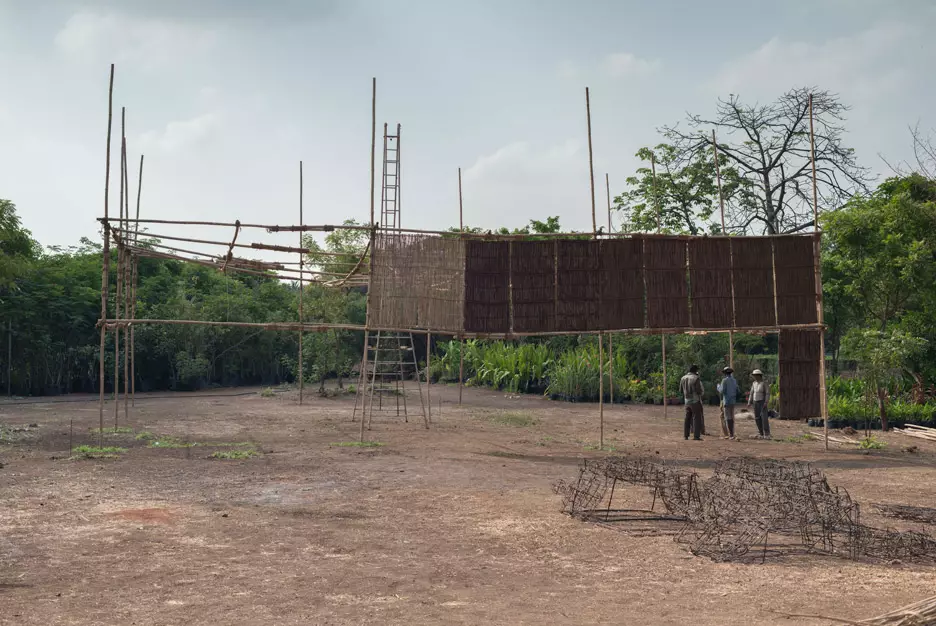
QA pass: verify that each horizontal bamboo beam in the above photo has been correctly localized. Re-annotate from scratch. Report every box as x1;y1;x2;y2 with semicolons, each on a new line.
104;217;818;242
102;318;366;332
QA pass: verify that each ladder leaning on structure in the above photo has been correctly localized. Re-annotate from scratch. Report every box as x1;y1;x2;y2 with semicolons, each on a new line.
352;123;428;428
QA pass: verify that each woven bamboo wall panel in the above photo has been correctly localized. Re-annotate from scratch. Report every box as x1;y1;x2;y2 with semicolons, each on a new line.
774;235;818;325
369;233;466;333
464;240;510;333
645;237;689;328
732;238;776;327
598;238;645;329
557;240;601;331
688;238;732;328
779;329;822;419
511;240;556;333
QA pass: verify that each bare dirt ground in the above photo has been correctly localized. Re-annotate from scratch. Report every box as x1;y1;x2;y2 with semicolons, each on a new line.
1;385;935;625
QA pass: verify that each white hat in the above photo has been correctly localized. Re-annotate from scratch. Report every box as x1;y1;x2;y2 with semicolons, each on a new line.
752;369;763;376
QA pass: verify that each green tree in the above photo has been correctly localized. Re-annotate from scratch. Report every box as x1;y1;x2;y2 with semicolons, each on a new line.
613;144;749;234
0;199;39;293
842;328;926;431
823;175;936;332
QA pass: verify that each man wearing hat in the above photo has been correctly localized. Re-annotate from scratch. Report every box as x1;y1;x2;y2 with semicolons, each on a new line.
679;364;705;441
747;369;771;439
718;366;739;439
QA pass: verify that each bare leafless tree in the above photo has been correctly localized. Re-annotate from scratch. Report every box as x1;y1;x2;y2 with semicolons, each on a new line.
663;88;873;234
882;123;936;180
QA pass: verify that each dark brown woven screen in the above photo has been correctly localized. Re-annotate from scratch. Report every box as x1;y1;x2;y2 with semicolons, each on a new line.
688;238;732;328
598;238;645;330
732;238;776;327
464;240;510;333
557;240;601;331
779;329;822;419
511;241;556;333
645;237;689;328
774;235;818;325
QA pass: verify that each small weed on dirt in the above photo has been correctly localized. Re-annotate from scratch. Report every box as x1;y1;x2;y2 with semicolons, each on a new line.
783;433;818;444
859;435;886;450
488;411;536;427
210;448;259;460
260;388;276;398
583;443;618;452
70;445;127;460
135;431;155;441
331;441;384;448
147;436;201;449
89;427;135;435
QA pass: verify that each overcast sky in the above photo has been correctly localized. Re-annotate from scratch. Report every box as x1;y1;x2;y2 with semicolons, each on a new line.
1;0;934;254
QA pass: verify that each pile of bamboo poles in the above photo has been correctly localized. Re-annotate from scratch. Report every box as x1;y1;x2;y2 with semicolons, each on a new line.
860;594;936;625
894;424;936;443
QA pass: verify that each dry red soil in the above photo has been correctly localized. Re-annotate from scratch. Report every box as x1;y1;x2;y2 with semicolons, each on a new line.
1;385;935;625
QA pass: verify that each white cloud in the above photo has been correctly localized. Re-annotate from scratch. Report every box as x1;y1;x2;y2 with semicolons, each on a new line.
138;112;222;153
712;21;922;104
462;140;596;231
54;11;221;69
604;53;660;78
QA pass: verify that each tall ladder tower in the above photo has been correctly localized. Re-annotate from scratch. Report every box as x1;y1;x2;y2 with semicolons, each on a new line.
354;124;427;428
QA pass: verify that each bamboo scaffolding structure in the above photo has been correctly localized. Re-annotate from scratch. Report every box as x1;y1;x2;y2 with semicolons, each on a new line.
370;77;376;225
809;93;830;451
124;244;350;279
299;161;304;406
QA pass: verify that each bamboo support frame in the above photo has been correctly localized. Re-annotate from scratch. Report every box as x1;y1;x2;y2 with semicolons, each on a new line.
122;127;130;426
605;172;614;408
98;63;113;447
426;330;431;422
131;154;143;407
458;165;465;405
585;87;604;448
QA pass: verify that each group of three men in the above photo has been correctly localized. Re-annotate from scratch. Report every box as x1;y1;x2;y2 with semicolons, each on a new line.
678;365;771;441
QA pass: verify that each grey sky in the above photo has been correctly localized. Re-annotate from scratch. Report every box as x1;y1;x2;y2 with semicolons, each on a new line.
1;0;934;255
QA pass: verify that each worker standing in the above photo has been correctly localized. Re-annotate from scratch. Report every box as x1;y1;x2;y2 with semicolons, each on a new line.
719;367;739;440
748;369;771;439
679;364;704;441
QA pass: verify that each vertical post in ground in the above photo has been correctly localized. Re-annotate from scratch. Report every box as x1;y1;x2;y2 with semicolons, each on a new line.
585;87;602;442
808;94;829;451
99;63;115;449
457;165;465;406
651;153;668;419
122;133;130;426
6;320;11;397
299;161;304;406
426;330;432;423
131;154;143;407
113;111;126;431
605;173;614;406
712;130;734;371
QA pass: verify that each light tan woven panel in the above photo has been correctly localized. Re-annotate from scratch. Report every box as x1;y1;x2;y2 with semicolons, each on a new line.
369;233;465;333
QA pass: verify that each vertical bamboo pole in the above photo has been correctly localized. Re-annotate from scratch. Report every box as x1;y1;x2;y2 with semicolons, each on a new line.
426;330;432;422
114;111;125;431
458;166;465;406
131;154;143;407
712;130;734;370
605;173;614;406
122;133;130;425
369;78;376;226
651;153;668;418
808;94;829;451
299;161;304;406
586;87;602;447
99;64;114;448
6;320;11;396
